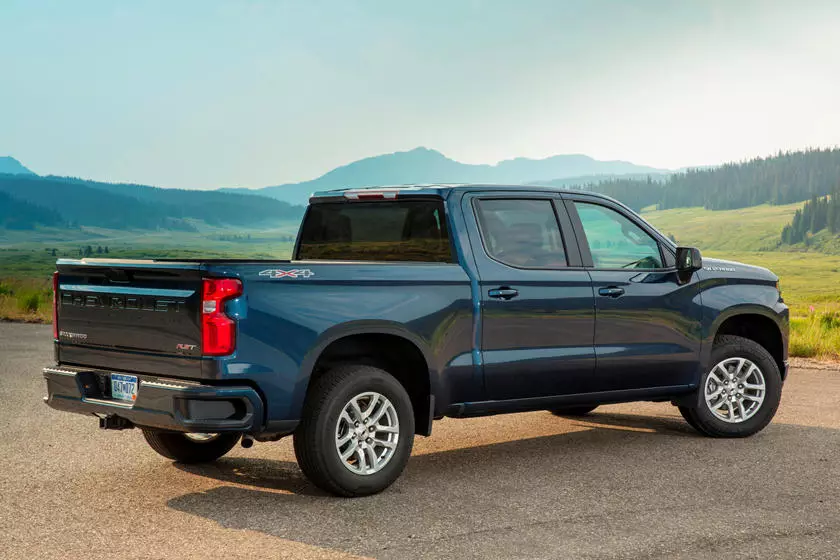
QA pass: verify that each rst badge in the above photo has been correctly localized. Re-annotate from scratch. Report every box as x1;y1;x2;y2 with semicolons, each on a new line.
175;343;197;355
259;269;315;279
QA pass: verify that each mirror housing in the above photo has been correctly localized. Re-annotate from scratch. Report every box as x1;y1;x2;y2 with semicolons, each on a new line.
676;246;702;273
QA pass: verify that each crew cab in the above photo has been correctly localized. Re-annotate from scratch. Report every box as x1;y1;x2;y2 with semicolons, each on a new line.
44;185;789;496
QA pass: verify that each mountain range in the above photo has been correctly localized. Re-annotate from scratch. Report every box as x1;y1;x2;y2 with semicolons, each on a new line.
222;147;669;206
9;147;838;237
1;148;670;230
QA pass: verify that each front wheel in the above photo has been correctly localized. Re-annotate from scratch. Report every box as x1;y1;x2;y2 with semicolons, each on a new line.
294;364;415;497
142;429;241;463
679;335;782;438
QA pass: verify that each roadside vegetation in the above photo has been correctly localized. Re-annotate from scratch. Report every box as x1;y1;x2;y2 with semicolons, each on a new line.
0;277;52;322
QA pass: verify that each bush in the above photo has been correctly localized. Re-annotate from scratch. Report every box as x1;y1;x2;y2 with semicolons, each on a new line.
790;311;840;360
16;290;42;313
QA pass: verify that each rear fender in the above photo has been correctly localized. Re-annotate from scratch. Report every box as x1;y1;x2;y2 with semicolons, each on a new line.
291;321;439;419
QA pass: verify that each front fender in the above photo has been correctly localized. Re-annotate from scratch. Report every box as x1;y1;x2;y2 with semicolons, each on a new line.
699;279;788;372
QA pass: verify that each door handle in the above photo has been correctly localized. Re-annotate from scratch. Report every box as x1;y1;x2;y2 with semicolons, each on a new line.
488;287;519;300
598;286;625;298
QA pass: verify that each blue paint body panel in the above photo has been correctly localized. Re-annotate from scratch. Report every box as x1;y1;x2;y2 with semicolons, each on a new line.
48;185;789;435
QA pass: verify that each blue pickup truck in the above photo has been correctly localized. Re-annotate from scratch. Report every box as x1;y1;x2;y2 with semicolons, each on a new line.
44;184;789;496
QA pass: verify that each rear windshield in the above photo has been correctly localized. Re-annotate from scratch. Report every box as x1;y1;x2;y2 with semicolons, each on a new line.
296;200;454;263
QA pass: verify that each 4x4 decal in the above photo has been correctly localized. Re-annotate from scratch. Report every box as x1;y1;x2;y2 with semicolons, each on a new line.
258;269;315;279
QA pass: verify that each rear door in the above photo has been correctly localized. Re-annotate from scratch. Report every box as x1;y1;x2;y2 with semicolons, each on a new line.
563;195;702;391
462;192;596;400
55;260;206;377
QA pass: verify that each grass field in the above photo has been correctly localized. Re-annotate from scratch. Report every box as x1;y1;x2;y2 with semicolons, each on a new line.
0;226;296;323
2;205;839;359
641;202;804;252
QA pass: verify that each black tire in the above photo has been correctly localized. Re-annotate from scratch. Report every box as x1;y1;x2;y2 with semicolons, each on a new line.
549;405;598;417
294;364;415;497
141;429;240;463
679;335;782;438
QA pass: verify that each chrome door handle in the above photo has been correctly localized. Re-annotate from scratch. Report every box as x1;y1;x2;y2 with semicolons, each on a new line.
598;287;625;298
488;287;519;300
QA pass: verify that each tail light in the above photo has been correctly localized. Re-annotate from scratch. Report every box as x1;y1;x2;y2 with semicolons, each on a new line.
52;271;59;340
201;278;243;356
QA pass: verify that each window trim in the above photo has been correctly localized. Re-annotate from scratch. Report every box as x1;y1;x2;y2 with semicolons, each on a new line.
470;196;579;271
564;197;674;272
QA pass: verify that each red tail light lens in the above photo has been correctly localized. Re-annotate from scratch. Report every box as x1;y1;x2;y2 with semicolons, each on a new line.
201;278;243;356
52;271;59;340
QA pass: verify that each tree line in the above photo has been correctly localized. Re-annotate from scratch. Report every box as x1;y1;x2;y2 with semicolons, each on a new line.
0;191;64;229
780;192;840;245
572;148;840;212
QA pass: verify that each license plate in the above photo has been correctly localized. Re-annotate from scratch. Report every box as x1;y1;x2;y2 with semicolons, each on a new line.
111;374;138;402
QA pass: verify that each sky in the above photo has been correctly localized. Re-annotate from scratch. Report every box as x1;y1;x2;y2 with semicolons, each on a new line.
1;0;839;189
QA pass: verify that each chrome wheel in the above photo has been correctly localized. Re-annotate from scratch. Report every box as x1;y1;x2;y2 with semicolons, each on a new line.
335;391;400;475
184;433;219;442
704;357;766;423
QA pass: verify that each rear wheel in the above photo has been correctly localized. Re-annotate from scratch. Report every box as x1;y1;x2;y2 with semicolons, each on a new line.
294;364;415;497
549;405;598;417
679;335;782;438
142;429;240;463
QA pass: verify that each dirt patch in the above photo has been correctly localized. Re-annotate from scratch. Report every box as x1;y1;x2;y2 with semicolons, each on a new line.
789;356;840;371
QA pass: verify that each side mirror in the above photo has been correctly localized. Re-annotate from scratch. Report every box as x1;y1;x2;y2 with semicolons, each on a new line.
676;246;702;273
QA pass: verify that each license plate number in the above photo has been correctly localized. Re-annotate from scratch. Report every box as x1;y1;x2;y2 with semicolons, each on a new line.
111;374;138;402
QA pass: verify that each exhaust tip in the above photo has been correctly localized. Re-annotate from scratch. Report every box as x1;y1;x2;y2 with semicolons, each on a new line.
241;435;254;448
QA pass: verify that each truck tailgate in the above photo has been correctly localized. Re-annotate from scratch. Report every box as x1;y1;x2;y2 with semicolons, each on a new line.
55;260;205;372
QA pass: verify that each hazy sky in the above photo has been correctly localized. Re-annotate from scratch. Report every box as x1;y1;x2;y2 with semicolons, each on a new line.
2;0;839;188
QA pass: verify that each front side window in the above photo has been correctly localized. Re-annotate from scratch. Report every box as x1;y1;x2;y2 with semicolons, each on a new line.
296;200;453;262
474;199;567;268
574;202;663;269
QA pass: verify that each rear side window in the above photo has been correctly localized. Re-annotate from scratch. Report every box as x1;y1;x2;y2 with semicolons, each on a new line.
474;199;567;268
296;200;453;262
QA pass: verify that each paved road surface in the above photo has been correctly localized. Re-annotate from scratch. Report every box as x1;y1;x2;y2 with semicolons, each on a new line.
1;322;838;559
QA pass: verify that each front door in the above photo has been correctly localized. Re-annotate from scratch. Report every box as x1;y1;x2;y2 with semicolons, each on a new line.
462;193;596;400
566;197;702;392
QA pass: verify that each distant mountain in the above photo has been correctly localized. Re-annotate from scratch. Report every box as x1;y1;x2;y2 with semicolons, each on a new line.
0;156;35;175
222;147;668;205
0;174;304;231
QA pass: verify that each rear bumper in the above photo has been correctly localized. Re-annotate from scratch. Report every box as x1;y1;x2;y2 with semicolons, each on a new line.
43;366;263;433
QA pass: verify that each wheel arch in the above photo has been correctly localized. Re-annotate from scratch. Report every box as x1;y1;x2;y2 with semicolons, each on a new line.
295;321;438;436
707;309;787;380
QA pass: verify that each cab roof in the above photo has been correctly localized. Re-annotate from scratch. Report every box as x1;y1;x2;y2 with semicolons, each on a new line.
310;183;614;202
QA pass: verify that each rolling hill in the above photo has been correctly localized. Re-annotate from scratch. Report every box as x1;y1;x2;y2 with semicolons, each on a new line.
222;147;668;206
0;174;304;231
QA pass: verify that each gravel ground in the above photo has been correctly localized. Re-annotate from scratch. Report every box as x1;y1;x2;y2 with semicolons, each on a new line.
1;322;838;560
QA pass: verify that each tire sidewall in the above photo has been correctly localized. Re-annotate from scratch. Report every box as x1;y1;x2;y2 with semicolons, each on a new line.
692;338;782;436
313;367;415;495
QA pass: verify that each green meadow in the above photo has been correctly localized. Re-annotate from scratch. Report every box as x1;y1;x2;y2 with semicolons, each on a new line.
0;225;297;322
2;205;839;359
